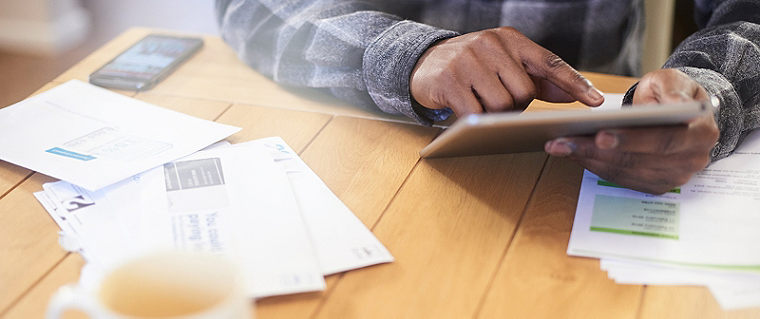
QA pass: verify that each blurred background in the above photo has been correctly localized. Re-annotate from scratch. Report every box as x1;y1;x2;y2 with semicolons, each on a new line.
0;0;217;108
0;0;697;109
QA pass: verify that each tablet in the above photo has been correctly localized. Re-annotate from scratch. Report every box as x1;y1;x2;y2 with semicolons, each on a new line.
419;100;713;158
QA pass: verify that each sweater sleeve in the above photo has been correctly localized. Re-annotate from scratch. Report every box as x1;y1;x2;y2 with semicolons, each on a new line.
214;0;458;125
662;0;760;160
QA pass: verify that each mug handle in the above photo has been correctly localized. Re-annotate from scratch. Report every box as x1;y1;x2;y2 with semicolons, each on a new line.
46;284;100;319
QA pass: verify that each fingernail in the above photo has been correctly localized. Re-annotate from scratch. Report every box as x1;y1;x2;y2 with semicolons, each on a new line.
544;140;553;153
587;86;604;103
596;131;618;149
546;139;575;157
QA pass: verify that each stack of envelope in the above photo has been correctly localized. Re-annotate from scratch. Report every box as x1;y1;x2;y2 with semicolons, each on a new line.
567;130;760;310
1;80;393;298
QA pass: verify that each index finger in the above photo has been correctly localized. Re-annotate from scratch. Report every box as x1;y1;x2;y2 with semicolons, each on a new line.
521;45;604;107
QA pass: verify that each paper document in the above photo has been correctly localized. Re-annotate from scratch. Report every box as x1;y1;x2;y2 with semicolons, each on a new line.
39;171;163;264
153;145;326;296
0;80;240;190
34;135;395;298
600;258;760;309
568;129;760;309
239;137;394;274
568;130;760;267
592;93;625;111
36;144;327;297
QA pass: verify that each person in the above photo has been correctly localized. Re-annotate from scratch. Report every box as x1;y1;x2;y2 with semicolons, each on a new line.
214;0;760;194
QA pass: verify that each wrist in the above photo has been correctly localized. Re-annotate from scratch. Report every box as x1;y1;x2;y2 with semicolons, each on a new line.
363;20;458;125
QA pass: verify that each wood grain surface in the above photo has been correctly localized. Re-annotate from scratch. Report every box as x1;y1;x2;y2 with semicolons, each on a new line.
2;27;758;319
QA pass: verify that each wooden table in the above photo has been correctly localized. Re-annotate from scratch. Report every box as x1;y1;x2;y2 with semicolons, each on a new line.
1;28;757;319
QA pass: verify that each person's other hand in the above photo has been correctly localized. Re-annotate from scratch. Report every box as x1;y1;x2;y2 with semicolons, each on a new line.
410;27;604;116
544;69;719;194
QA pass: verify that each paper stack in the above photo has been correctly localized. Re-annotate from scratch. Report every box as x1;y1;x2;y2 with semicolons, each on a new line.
2;80;393;298
568;130;760;310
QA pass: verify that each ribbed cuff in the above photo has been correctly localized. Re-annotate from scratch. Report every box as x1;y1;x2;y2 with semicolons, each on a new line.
363;20;458;125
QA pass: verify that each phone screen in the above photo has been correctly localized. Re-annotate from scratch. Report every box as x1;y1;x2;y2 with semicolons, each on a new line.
90;35;203;90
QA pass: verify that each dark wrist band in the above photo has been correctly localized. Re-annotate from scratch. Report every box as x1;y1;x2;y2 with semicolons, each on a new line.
622;82;638;106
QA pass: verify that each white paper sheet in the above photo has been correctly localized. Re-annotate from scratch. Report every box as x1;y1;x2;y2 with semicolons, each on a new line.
600;258;760;309
237;137;394;274
0;80;240;191
710;284;760;310
37;144;326;298
40;169;170;264
591;93;625;111
568;130;760;266
601;258;760;286
154;145;326;297
568;129;760;309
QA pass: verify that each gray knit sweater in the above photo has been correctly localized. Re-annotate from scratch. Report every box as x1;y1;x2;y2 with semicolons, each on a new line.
215;0;760;160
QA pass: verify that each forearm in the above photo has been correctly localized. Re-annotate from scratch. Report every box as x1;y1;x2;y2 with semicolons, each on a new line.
214;0;457;124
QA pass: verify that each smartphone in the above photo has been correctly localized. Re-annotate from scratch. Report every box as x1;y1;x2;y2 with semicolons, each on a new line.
89;34;204;91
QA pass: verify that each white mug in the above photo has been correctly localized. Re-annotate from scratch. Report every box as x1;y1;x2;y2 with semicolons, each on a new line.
46;251;253;319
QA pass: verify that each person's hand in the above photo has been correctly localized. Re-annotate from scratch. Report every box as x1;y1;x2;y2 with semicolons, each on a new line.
410;27;604;116
544;69;719;194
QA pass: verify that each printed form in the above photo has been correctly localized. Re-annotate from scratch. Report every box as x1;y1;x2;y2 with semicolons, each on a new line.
0;80;239;190
568;129;760;266
568;129;760;309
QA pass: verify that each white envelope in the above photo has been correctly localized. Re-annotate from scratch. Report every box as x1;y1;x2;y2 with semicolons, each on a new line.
238;137;394;274
0;80;240;191
38;144;326;298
